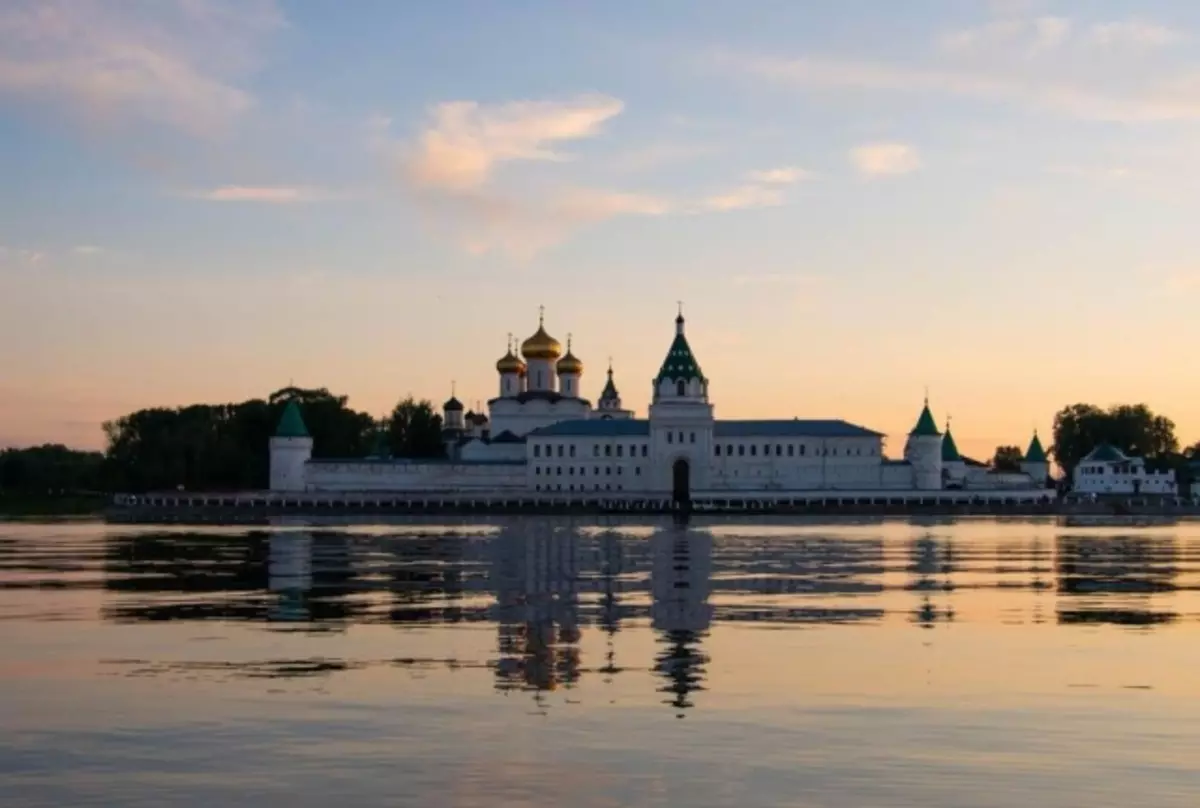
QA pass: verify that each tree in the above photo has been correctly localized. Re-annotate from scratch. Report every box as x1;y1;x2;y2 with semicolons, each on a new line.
387;397;444;458
991;445;1023;473
1051;402;1178;476
1185;441;1200;459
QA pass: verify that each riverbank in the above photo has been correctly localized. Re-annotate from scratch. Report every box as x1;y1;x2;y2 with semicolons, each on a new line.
0;493;109;519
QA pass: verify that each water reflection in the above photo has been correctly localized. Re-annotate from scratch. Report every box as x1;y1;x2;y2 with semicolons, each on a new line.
651;528;712;717
1056;535;1179;626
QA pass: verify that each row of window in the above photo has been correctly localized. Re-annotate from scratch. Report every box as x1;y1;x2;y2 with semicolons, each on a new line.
533;440;877;459
536;483;625;493
534;466;641;477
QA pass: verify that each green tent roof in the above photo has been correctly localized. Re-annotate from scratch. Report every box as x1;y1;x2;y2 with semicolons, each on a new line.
274;399;310;438
941;428;961;461
910;402;941;437
1083;443;1126;463
1024;432;1047;463
655;323;706;384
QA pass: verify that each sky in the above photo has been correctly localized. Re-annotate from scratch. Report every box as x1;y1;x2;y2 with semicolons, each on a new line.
1;0;1198;461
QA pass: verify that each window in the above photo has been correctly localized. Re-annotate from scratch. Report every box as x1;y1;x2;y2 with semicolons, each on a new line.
556;445;564;458
751;446;757;457
775;445;782;456
678;431;684;443
535;467;541;476
667;432;673;444
569;467;575;476
787;445;794;457
617;467;623;475
606;466;612;476
569;484;574;492
677;380;686;396
556;467;562;476
641;444;648;457
535;484;541;492
800;445;806;456
534;445;541;458
617;445;624;457
537;371;543;388
715;445;721;456
635;467;641;475
605;445;612;456
763;444;770;456
690;432;696;444
595;466;600;475
569;445;576;457
593;445;600;457
738;445;745;456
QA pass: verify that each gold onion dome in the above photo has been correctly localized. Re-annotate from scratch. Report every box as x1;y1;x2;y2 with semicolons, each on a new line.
496;335;526;374
520;307;562;360
556;335;583;375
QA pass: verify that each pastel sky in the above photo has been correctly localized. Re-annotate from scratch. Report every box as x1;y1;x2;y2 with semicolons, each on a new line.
1;0;1198;461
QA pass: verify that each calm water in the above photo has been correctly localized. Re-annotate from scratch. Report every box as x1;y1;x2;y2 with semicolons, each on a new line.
2;517;1199;807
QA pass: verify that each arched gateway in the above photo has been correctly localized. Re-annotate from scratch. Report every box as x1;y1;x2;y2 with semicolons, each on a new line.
672;458;691;505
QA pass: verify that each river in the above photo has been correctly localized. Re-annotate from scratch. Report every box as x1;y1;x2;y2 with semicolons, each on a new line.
1;517;1197;806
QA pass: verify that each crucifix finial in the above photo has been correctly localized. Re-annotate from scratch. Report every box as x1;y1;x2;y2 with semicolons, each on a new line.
607;355;613;375
677;300;683;317
924;385;929;406
946;413;952;431
451;380;456;397
506;332;513;352
538;305;544;327
567;332;573;351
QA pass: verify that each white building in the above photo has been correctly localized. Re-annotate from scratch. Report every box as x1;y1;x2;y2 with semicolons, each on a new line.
269;309;1051;499
1071;444;1177;496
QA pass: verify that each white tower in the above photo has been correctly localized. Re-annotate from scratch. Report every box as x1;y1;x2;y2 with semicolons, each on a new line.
495;335;526;398
520;307;562;393
595;359;633;419
556;334;583;398
442;387;465;459
903;397;943;491
648;306;715;497
1020;430;1050;486
269;399;313;492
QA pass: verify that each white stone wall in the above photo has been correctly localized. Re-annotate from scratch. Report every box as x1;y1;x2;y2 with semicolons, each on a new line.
489;397;592;438
460;439;526;463
305;460;525;492
1073;463;1176;495
528;436;650;494
525;359;556;393
558;372;581;398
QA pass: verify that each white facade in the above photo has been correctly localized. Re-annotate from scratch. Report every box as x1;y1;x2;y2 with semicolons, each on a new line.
269;310;1054;498
1072;444;1176;496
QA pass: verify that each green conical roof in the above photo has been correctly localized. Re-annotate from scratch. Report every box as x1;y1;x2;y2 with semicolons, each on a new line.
274;399;309;438
1024;432;1047;463
941;427;961;461
655;319;705;384
910;402;940;437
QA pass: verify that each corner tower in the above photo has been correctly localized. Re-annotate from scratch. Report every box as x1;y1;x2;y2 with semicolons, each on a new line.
1021;430;1050;487
648;306;714;496
903;397;943;490
269;399;313;492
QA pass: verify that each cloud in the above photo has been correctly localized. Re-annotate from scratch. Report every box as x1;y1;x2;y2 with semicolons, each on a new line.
850;143;921;176
0;0;282;137
1048;165;1138;181
405;95;624;191
72;245;104;255
731;273;822;286
190;185;338;203
722;50;1200;123
939;16;1070;54
746;166;810;184
702;165;810;211
1089;21;1183;49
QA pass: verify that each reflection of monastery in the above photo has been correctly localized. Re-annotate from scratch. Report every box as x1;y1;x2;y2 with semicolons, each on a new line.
269;309;1054;502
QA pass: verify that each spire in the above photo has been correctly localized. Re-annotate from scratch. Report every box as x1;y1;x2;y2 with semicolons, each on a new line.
1025;430;1048;463
941;416;961;462
656;309;705;385
910;397;940;437
539;305;545;327
274;399;310;438
607;356;613;378
600;357;620;403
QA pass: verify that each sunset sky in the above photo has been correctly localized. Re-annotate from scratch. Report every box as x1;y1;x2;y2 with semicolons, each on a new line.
2;0;1198;461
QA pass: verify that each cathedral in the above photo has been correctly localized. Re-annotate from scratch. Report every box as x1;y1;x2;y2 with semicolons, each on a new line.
269;308;1051;497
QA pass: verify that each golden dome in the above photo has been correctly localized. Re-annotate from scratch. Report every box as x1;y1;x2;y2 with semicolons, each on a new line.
520;308;562;360
556;334;583;375
496;335;526;375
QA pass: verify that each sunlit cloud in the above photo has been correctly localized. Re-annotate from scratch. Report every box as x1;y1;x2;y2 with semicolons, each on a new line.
850;143;921;176
405;95;624;191
0;0;283;137
190;186;340;203
1088;20;1183;48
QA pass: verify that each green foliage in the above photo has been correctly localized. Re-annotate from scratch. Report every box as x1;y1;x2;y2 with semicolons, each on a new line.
387;397;445;458
0;444;105;493
991;445;1023;473
1051;403;1179;476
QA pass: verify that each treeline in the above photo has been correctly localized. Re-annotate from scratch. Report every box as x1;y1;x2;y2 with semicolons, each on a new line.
1;387;446;494
1051;403;1200;487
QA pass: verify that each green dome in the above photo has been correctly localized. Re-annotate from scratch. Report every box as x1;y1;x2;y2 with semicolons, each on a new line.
274;399;310;438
